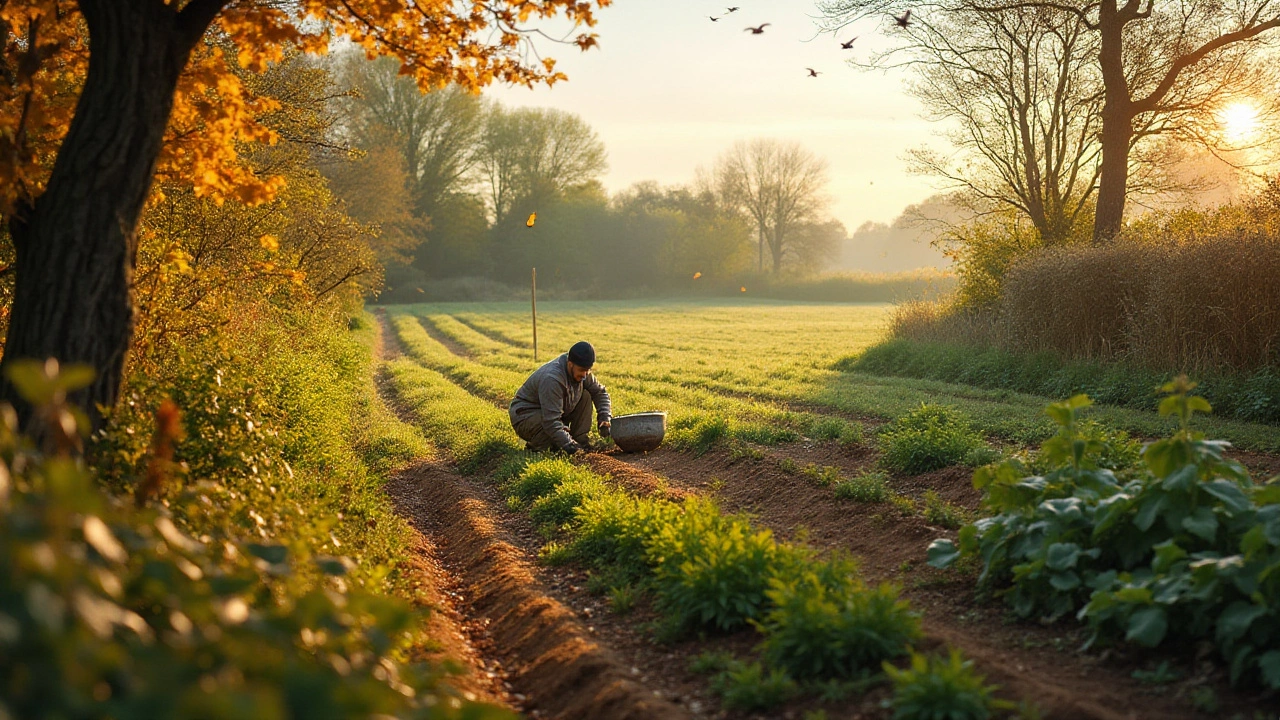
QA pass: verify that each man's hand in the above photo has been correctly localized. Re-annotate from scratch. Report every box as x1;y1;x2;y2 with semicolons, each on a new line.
598;419;611;439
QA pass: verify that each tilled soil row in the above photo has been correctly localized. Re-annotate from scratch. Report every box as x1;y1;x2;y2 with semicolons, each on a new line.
387;462;690;720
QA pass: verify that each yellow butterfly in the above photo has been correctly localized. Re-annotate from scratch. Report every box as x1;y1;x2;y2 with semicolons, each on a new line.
526;212;537;227
740;286;747;292
693;271;702;279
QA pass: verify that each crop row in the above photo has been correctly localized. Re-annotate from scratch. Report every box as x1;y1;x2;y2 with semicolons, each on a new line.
381;344;1012;717
389;310;863;451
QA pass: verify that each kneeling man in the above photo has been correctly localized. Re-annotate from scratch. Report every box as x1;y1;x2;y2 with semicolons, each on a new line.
509;341;612;454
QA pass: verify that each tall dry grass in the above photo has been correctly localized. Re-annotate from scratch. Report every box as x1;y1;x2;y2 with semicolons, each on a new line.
891;189;1280;374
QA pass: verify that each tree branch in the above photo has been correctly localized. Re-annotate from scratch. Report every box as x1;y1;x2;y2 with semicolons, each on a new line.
1132;17;1280;115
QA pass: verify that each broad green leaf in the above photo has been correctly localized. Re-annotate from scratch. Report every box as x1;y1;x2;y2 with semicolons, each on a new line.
1134;494;1168;532
1241;525;1268;555
1216;601;1267;646
247;543;288;564
1182;507;1218;542
1161;464;1198;492
1045;542;1081;571
926;539;960;569
1152;540;1186;573
1049;571;1081;591
1201;479;1251;515
4;360;57;405
1126;606;1168;647
1253;483;1280;506
1258;651;1280;690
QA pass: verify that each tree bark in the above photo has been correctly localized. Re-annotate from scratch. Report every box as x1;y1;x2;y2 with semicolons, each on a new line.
1;0;219;431
1092;0;1133;243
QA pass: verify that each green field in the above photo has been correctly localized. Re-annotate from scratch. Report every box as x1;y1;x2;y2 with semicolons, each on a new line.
383;299;1280;454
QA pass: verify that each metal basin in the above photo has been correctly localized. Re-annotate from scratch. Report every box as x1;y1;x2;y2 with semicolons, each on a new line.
610;412;667;453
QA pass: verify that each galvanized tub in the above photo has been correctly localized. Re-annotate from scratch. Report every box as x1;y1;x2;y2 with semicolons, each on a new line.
610;412;667;453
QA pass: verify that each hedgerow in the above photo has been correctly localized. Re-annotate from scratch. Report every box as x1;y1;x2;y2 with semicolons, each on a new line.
5;354;505;719
929;379;1280;689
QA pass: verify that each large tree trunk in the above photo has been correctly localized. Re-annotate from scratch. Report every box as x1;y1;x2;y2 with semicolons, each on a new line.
1;0;214;431
1092;0;1133;243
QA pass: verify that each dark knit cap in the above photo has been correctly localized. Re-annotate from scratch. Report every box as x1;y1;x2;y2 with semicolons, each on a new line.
567;341;596;368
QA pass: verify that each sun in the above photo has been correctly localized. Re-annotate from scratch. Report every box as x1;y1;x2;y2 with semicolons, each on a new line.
1219;101;1261;145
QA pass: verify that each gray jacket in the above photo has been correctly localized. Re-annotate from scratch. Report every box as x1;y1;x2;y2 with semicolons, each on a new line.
510;354;612;450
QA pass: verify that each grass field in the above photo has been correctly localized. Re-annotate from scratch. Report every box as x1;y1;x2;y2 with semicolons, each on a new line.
376;298;1280;718
383;298;1280;453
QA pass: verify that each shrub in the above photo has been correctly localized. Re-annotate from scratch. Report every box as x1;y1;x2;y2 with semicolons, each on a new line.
757;557;920;680
884;649;1009;720
835;472;891;502
879;404;986;474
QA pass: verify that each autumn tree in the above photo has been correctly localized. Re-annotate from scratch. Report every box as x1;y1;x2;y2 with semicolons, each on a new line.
712;139;831;275
476;105;608;224
0;0;610;429
820;0;1280;241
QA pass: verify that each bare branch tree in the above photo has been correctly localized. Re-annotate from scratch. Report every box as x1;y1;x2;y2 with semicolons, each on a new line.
712;140;830;275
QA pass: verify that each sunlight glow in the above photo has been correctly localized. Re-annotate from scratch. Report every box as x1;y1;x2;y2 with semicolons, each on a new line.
1219;101;1261;145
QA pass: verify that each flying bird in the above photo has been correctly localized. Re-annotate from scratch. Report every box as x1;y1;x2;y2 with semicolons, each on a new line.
710;15;719;21
806;67;821;77
526;212;537;227
726;6;740;12
840;36;858;49
744;23;770;34
894;9;912;27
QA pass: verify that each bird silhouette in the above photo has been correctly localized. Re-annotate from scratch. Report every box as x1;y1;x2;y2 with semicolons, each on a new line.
840;36;858;49
709;15;720;21
894;9;912;27
744;23;770;34
726;6;740;11
806;67;821;77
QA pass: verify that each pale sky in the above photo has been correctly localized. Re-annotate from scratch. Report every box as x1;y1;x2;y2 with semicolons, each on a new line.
483;0;944;233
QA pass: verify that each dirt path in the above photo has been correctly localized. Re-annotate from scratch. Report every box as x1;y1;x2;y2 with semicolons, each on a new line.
590;444;1278;720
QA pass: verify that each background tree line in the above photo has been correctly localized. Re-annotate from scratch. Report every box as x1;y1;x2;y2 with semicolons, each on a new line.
325;53;847;301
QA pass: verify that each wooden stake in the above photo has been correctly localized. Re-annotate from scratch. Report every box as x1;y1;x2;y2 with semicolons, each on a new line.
531;267;538;362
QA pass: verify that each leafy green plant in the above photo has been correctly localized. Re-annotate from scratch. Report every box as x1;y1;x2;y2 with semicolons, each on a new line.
929;381;1280;689
709;660;800;711
922;490;970;529
779;457;800;474
3;360;508;720
648;498;800;634
801;463;843;487
528;472;608;530
835;471;891;502
756;556;920;679
689;650;738;674
539;541;572;565
608;584;638;614
884;649;1010;720
880;404;987;474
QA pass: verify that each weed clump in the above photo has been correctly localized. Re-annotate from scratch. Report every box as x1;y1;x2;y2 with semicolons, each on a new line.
884;649;1009;720
835;471;891;502
879;404;986;474
757;556;921;680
